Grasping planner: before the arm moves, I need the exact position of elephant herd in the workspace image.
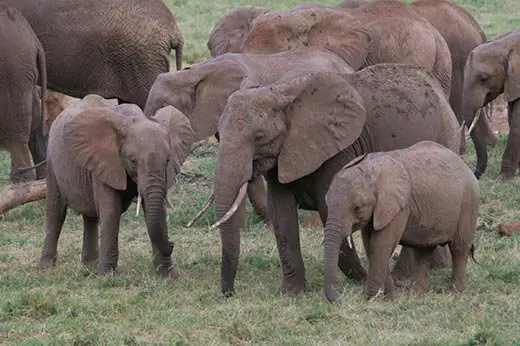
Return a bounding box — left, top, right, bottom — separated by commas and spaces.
0, 0, 518, 302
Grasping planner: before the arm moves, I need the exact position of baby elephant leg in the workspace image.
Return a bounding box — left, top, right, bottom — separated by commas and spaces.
410, 247, 434, 295
362, 226, 395, 298
449, 213, 476, 292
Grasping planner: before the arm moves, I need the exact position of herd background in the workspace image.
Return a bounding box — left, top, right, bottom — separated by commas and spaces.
1, 0, 520, 345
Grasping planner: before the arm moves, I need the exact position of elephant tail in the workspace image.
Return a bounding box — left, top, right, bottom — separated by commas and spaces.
469, 244, 479, 265
36, 42, 48, 136
172, 37, 183, 71
10, 160, 47, 177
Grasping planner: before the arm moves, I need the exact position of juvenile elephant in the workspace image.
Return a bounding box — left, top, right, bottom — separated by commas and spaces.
410, 0, 497, 155
0, 2, 47, 183
463, 30, 520, 179
211, 64, 460, 296
3, 0, 183, 108
323, 141, 479, 302
39, 95, 195, 276
144, 49, 355, 224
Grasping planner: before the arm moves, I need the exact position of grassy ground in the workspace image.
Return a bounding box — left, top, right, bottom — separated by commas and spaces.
2, 0, 520, 345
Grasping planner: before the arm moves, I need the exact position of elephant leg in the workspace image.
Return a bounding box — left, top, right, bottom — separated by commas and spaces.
448, 213, 475, 292
247, 175, 271, 225
429, 245, 452, 269
362, 226, 394, 298
266, 173, 305, 296
39, 165, 68, 269
391, 246, 415, 286
410, 247, 434, 296
8, 142, 34, 183
81, 215, 99, 265
93, 180, 122, 276
364, 223, 401, 299
500, 100, 520, 179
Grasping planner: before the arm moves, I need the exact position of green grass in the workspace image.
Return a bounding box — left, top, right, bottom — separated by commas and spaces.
2, 0, 520, 344
169, 0, 520, 63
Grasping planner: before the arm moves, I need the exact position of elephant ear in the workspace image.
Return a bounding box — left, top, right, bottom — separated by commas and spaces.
190, 59, 248, 140
207, 7, 269, 57
504, 47, 520, 103
63, 108, 129, 191
272, 71, 366, 183
373, 157, 412, 231
152, 106, 196, 183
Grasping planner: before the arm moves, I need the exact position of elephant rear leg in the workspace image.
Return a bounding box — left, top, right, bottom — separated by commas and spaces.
448, 214, 476, 292
8, 142, 34, 183
39, 164, 68, 269
82, 216, 99, 265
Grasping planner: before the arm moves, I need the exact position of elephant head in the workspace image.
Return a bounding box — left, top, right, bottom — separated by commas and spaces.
323, 153, 411, 302
241, 8, 370, 70
208, 7, 269, 57
63, 104, 195, 264
212, 70, 366, 295
144, 57, 248, 140
463, 30, 520, 177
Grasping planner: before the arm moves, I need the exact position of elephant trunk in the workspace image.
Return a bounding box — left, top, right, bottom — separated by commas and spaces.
324, 218, 348, 303
141, 178, 173, 258
463, 101, 488, 178
213, 142, 254, 296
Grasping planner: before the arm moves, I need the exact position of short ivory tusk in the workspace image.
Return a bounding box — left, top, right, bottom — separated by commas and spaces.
186, 193, 215, 227
209, 183, 248, 231
459, 120, 466, 133
467, 110, 481, 136
136, 193, 141, 217
164, 196, 174, 210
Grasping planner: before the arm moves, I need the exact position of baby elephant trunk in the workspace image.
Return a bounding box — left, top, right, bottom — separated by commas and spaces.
323, 219, 348, 303
142, 182, 173, 258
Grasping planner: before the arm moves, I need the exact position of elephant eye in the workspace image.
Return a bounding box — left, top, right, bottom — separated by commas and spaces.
479, 74, 490, 83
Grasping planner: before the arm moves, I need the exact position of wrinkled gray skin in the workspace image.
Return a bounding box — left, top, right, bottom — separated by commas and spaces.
324, 141, 479, 302
210, 1, 453, 99
144, 49, 354, 225
410, 0, 497, 157
463, 30, 520, 179
3, 0, 183, 108
213, 64, 460, 297
39, 95, 195, 277
0, 3, 47, 183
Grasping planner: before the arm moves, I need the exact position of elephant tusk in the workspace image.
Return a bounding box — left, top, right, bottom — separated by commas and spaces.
346, 236, 353, 249
136, 193, 142, 217
164, 197, 174, 210
459, 120, 466, 133
467, 110, 481, 136
209, 183, 248, 231
186, 193, 215, 227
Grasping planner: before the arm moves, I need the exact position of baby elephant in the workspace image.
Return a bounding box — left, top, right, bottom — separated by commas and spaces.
39, 95, 195, 277
323, 141, 479, 302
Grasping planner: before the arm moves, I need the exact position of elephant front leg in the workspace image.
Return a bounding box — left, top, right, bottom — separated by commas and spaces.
93, 181, 123, 276
81, 215, 99, 265
266, 172, 305, 296
8, 142, 35, 183
500, 100, 520, 179
39, 165, 68, 269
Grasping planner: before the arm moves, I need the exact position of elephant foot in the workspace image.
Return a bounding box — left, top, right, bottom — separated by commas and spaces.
280, 278, 305, 296
97, 264, 117, 276
38, 256, 56, 269
81, 254, 98, 266
155, 261, 180, 279
499, 171, 517, 181
410, 280, 430, 296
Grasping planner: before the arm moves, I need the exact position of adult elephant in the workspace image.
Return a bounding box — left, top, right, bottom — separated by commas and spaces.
144, 49, 358, 225
213, 1, 452, 98
410, 0, 497, 156
3, 0, 183, 108
463, 30, 520, 179
211, 64, 460, 297
39, 95, 195, 276
0, 2, 47, 183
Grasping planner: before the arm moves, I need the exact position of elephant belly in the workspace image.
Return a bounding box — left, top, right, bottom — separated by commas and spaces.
55, 166, 97, 217
399, 216, 456, 248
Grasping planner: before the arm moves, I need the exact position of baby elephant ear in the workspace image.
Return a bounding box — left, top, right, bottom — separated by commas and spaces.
152, 106, 196, 179
64, 108, 129, 190
504, 47, 520, 103
373, 157, 412, 231
273, 71, 366, 184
